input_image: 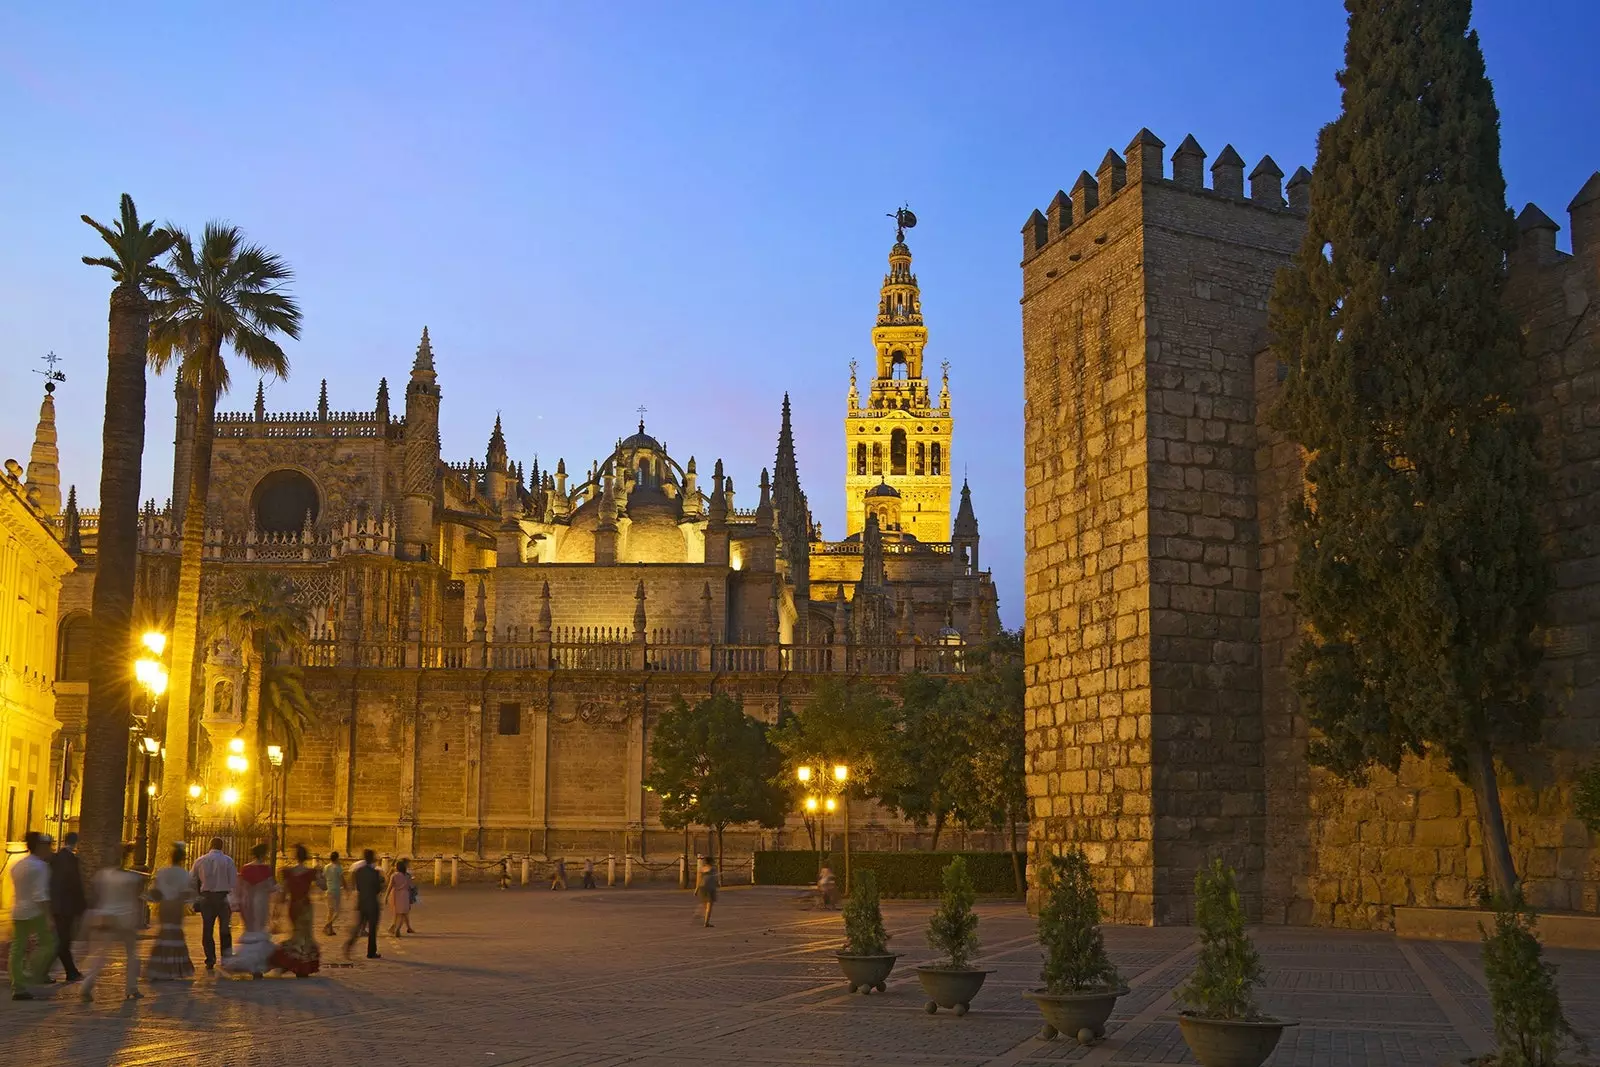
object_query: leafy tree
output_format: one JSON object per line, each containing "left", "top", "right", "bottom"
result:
{"left": 770, "top": 678, "right": 897, "bottom": 837}
{"left": 958, "top": 630, "right": 1027, "bottom": 893}
{"left": 1178, "top": 859, "right": 1263, "bottom": 1020}
{"left": 1037, "top": 848, "right": 1120, "bottom": 994}
{"left": 149, "top": 224, "right": 302, "bottom": 847}
{"left": 926, "top": 855, "right": 980, "bottom": 969}
{"left": 206, "top": 572, "right": 316, "bottom": 810}
{"left": 1480, "top": 892, "right": 1581, "bottom": 1066}
{"left": 879, "top": 673, "right": 974, "bottom": 849}
{"left": 644, "top": 693, "right": 787, "bottom": 866}
{"left": 841, "top": 869, "right": 890, "bottom": 956}
{"left": 1268, "top": 0, "right": 1546, "bottom": 898}
{"left": 75, "top": 195, "right": 175, "bottom": 872}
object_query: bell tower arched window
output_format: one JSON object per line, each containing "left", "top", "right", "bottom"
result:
{"left": 931, "top": 443, "right": 942, "bottom": 476}
{"left": 890, "top": 430, "right": 907, "bottom": 476}
{"left": 915, "top": 442, "right": 925, "bottom": 475}
{"left": 855, "top": 443, "right": 867, "bottom": 475}
{"left": 871, "top": 443, "right": 882, "bottom": 475}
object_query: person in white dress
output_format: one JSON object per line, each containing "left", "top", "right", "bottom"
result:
{"left": 220, "top": 844, "right": 277, "bottom": 978}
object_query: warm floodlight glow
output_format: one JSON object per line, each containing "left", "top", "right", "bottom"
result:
{"left": 228, "top": 737, "right": 245, "bottom": 754}
{"left": 796, "top": 765, "right": 812, "bottom": 783}
{"left": 804, "top": 796, "right": 819, "bottom": 813}
{"left": 188, "top": 783, "right": 203, "bottom": 799}
{"left": 226, "top": 754, "right": 248, "bottom": 774}
{"left": 221, "top": 787, "right": 240, "bottom": 806}
{"left": 824, "top": 797, "right": 837, "bottom": 813}
{"left": 141, "top": 735, "right": 161, "bottom": 755}
{"left": 134, "top": 658, "right": 168, "bottom": 695}
{"left": 141, "top": 631, "right": 166, "bottom": 655}
{"left": 266, "top": 744, "right": 284, "bottom": 767}
{"left": 833, "top": 764, "right": 848, "bottom": 783}
{"left": 146, "top": 783, "right": 157, "bottom": 796}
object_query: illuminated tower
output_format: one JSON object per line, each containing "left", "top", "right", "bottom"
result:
{"left": 844, "top": 212, "right": 952, "bottom": 539}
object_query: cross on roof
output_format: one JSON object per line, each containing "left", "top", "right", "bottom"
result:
{"left": 636, "top": 404, "right": 648, "bottom": 433}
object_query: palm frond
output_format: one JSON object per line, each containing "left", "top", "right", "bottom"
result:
{"left": 81, "top": 194, "right": 175, "bottom": 291}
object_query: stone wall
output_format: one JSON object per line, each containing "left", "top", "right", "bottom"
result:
{"left": 206, "top": 432, "right": 396, "bottom": 533}
{"left": 487, "top": 564, "right": 725, "bottom": 637}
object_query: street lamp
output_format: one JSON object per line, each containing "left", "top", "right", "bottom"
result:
{"left": 266, "top": 745, "right": 285, "bottom": 866}
{"left": 221, "top": 786, "right": 240, "bottom": 807}
{"left": 188, "top": 783, "right": 203, "bottom": 800}
{"left": 797, "top": 762, "right": 852, "bottom": 891}
{"left": 133, "top": 630, "right": 168, "bottom": 870}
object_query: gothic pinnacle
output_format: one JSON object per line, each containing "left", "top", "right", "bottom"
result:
{"left": 412, "top": 326, "right": 435, "bottom": 375}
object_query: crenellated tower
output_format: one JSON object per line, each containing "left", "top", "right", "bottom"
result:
{"left": 399, "top": 326, "right": 442, "bottom": 561}
{"left": 844, "top": 213, "right": 952, "bottom": 539}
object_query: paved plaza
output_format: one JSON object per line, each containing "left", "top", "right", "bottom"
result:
{"left": 3, "top": 885, "right": 1598, "bottom": 1066}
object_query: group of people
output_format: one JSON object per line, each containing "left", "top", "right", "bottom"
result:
{"left": 8, "top": 830, "right": 420, "bottom": 1002}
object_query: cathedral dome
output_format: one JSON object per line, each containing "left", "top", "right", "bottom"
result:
{"left": 621, "top": 486, "right": 688, "bottom": 563}
{"left": 864, "top": 479, "right": 900, "bottom": 499}
{"left": 621, "top": 420, "right": 661, "bottom": 451}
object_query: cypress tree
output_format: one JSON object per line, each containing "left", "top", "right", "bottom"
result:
{"left": 1269, "top": 0, "right": 1547, "bottom": 898}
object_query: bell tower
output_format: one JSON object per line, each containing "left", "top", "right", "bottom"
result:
{"left": 844, "top": 209, "right": 952, "bottom": 539}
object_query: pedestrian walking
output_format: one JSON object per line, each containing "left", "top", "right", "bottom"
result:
{"left": 221, "top": 844, "right": 276, "bottom": 978}
{"left": 146, "top": 843, "right": 196, "bottom": 980}
{"left": 8, "top": 831, "right": 57, "bottom": 1000}
{"left": 581, "top": 858, "right": 597, "bottom": 889}
{"left": 817, "top": 865, "right": 838, "bottom": 910}
{"left": 344, "top": 849, "right": 383, "bottom": 960}
{"left": 48, "top": 831, "right": 86, "bottom": 982}
{"left": 270, "top": 845, "right": 321, "bottom": 977}
{"left": 694, "top": 855, "right": 719, "bottom": 928}
{"left": 190, "top": 836, "right": 238, "bottom": 971}
{"left": 319, "top": 851, "right": 343, "bottom": 936}
{"left": 79, "top": 845, "right": 145, "bottom": 1001}
{"left": 550, "top": 858, "right": 567, "bottom": 890}
{"left": 386, "top": 858, "right": 415, "bottom": 936}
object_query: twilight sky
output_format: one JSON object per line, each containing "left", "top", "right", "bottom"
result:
{"left": 3, "top": 2, "right": 1597, "bottom": 628}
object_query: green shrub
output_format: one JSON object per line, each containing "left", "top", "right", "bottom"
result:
{"left": 1178, "top": 859, "right": 1264, "bottom": 1021}
{"left": 926, "top": 856, "right": 980, "bottom": 968}
{"left": 1575, "top": 764, "right": 1600, "bottom": 836}
{"left": 753, "top": 851, "right": 1025, "bottom": 895}
{"left": 1480, "top": 892, "right": 1581, "bottom": 1067}
{"left": 841, "top": 869, "right": 890, "bottom": 956}
{"left": 1037, "top": 847, "right": 1120, "bottom": 994}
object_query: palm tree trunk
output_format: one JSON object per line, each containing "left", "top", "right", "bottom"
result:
{"left": 1466, "top": 736, "right": 1519, "bottom": 899}
{"left": 157, "top": 368, "right": 219, "bottom": 848}
{"left": 79, "top": 282, "right": 150, "bottom": 873}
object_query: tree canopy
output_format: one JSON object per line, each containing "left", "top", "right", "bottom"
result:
{"left": 645, "top": 693, "right": 788, "bottom": 849}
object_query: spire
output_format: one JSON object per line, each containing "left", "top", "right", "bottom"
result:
{"left": 412, "top": 326, "right": 435, "bottom": 377}
{"left": 633, "top": 579, "right": 647, "bottom": 636}
{"left": 254, "top": 379, "right": 266, "bottom": 421}
{"left": 861, "top": 513, "right": 885, "bottom": 590}
{"left": 954, "top": 478, "right": 979, "bottom": 538}
{"left": 486, "top": 413, "right": 507, "bottom": 471}
{"left": 63, "top": 485, "right": 83, "bottom": 558}
{"left": 756, "top": 467, "right": 775, "bottom": 530}
{"left": 25, "top": 384, "right": 61, "bottom": 516}
{"left": 375, "top": 377, "right": 390, "bottom": 422}
{"left": 317, "top": 379, "right": 329, "bottom": 420}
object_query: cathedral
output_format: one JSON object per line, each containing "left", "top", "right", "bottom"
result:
{"left": 37, "top": 228, "right": 999, "bottom": 861}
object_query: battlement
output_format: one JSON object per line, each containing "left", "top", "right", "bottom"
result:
{"left": 1022, "top": 127, "right": 1311, "bottom": 260}
{"left": 1513, "top": 171, "right": 1600, "bottom": 265}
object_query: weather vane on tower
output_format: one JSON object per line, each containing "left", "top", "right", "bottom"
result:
{"left": 36, "top": 352, "right": 66, "bottom": 393}
{"left": 887, "top": 204, "right": 917, "bottom": 243}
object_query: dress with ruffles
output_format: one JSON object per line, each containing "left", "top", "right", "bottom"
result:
{"left": 270, "top": 865, "right": 321, "bottom": 977}
{"left": 145, "top": 865, "right": 196, "bottom": 980}
{"left": 220, "top": 863, "right": 276, "bottom": 977}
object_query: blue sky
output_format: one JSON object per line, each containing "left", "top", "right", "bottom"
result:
{"left": 3, "top": 2, "right": 1597, "bottom": 627}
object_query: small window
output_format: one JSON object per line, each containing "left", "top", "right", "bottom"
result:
{"left": 497, "top": 702, "right": 521, "bottom": 736}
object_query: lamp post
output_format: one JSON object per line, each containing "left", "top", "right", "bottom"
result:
{"left": 133, "top": 630, "right": 168, "bottom": 869}
{"left": 797, "top": 762, "right": 851, "bottom": 892}
{"left": 225, "top": 736, "right": 248, "bottom": 840}
{"left": 267, "top": 744, "right": 284, "bottom": 866}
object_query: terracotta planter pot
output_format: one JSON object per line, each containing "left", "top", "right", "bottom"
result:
{"left": 836, "top": 953, "right": 899, "bottom": 993}
{"left": 1177, "top": 1013, "right": 1295, "bottom": 1067}
{"left": 1023, "top": 986, "right": 1127, "bottom": 1043}
{"left": 915, "top": 966, "right": 993, "bottom": 1015}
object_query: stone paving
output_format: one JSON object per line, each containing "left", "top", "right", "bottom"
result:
{"left": 3, "top": 886, "right": 1597, "bottom": 1066}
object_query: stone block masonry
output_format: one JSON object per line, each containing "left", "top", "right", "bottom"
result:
{"left": 1026, "top": 129, "right": 1600, "bottom": 928}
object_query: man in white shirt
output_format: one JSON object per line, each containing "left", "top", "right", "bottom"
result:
{"left": 8, "top": 831, "right": 57, "bottom": 1000}
{"left": 79, "top": 844, "right": 145, "bottom": 1001}
{"left": 189, "top": 837, "right": 239, "bottom": 970}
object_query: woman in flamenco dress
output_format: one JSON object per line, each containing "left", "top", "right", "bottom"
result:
{"left": 221, "top": 844, "right": 277, "bottom": 978}
{"left": 270, "top": 843, "right": 321, "bottom": 977}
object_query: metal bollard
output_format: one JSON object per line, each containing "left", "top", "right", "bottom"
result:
{"left": 451, "top": 856, "right": 459, "bottom": 887}
{"left": 434, "top": 855, "right": 443, "bottom": 886}
{"left": 521, "top": 856, "right": 530, "bottom": 886}
{"left": 607, "top": 854, "right": 615, "bottom": 887}
{"left": 677, "top": 855, "right": 686, "bottom": 889}
{"left": 624, "top": 855, "right": 633, "bottom": 887}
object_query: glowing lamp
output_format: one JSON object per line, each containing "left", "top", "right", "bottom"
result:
{"left": 188, "top": 783, "right": 203, "bottom": 799}
{"left": 804, "top": 796, "right": 819, "bottom": 813}
{"left": 824, "top": 797, "right": 837, "bottom": 813}
{"left": 134, "top": 658, "right": 168, "bottom": 695}
{"left": 146, "top": 783, "right": 157, "bottom": 796}
{"left": 228, "top": 737, "right": 245, "bottom": 754}
{"left": 833, "top": 764, "right": 848, "bottom": 783}
{"left": 141, "top": 735, "right": 161, "bottom": 756}
{"left": 266, "top": 744, "right": 284, "bottom": 767}
{"left": 221, "top": 787, "right": 240, "bottom": 806}
{"left": 226, "top": 754, "right": 248, "bottom": 774}
{"left": 796, "top": 765, "right": 812, "bottom": 783}
{"left": 141, "top": 631, "right": 167, "bottom": 656}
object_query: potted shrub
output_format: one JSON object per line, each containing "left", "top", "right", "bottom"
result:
{"left": 1176, "top": 859, "right": 1295, "bottom": 1067}
{"left": 916, "top": 856, "right": 994, "bottom": 1015}
{"left": 1023, "top": 847, "right": 1127, "bottom": 1044}
{"left": 836, "top": 869, "right": 898, "bottom": 993}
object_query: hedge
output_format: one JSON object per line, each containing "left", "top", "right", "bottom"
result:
{"left": 754, "top": 851, "right": 1026, "bottom": 896}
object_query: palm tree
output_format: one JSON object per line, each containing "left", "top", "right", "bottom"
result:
{"left": 205, "top": 572, "right": 315, "bottom": 814}
{"left": 150, "top": 225, "right": 302, "bottom": 847}
{"left": 76, "top": 196, "right": 175, "bottom": 872}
